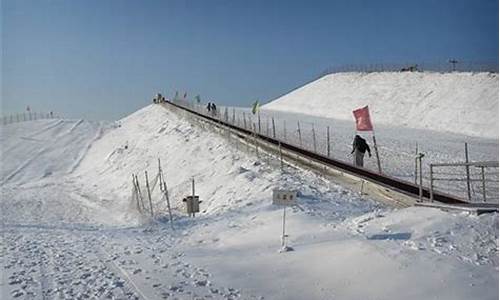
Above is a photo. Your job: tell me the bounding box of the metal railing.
[165,99,499,205]
[430,161,499,203]
[1,112,59,125]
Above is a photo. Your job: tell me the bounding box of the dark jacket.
[352,135,371,155]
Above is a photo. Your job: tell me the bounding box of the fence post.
[481,166,486,202]
[132,174,142,212]
[372,135,382,174]
[429,164,434,202]
[191,177,196,217]
[272,117,276,138]
[135,174,146,211]
[279,141,284,171]
[327,126,331,157]
[414,142,418,184]
[145,171,154,217]
[297,121,302,147]
[243,112,247,129]
[253,123,259,159]
[266,118,269,137]
[464,143,471,201]
[232,108,235,125]
[158,158,174,228]
[258,112,261,134]
[312,123,317,153]
[283,120,287,141]
[418,153,424,202]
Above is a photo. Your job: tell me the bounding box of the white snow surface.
[1,104,498,299]
[263,72,499,138]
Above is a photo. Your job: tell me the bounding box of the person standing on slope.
[211,103,217,116]
[351,135,371,167]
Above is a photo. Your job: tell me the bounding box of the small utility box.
[183,196,200,216]
[273,189,297,206]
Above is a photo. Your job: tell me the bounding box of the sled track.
[97,247,149,300]
[163,100,494,208]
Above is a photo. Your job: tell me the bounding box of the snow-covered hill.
[263,72,499,139]
[1,105,498,300]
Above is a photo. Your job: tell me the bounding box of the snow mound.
[263,72,499,138]
[0,119,104,185]
[75,104,379,224]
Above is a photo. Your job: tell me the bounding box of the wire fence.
[318,61,499,77]
[1,112,59,125]
[170,99,499,204]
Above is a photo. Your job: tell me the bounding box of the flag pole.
[372,129,382,174]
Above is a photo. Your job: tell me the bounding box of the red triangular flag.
[353,105,373,131]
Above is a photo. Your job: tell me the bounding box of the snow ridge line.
[68,124,105,174]
[26,119,65,138]
[1,147,48,185]
[67,119,84,134]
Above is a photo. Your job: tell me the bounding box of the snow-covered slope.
[263,72,499,138]
[1,105,498,300]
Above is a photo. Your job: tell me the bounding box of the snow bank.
[263,72,499,138]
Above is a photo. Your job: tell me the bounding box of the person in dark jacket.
[211,103,217,116]
[351,135,371,167]
[206,102,211,112]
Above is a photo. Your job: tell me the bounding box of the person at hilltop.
[351,135,371,167]
[211,103,217,115]
[206,102,212,112]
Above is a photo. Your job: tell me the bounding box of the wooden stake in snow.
[158,158,174,229]
[145,171,154,218]
[132,174,142,212]
[134,174,146,212]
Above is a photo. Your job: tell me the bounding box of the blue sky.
[2,0,498,120]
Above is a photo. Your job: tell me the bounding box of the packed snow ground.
[1,105,498,299]
[262,72,499,139]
